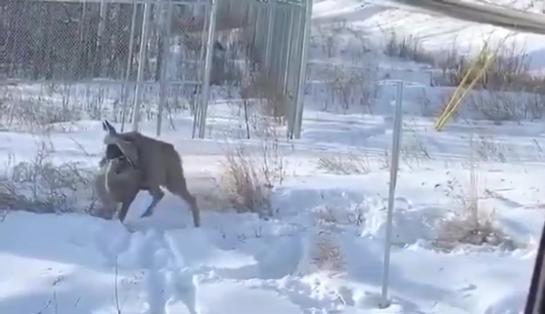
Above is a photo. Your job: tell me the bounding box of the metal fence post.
[264,0,275,72]
[291,0,312,139]
[197,0,217,139]
[283,8,294,94]
[286,7,302,138]
[379,80,404,309]
[192,1,211,139]
[131,1,151,132]
[120,0,138,132]
[157,0,172,136]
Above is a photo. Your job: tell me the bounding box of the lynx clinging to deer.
[96,120,200,227]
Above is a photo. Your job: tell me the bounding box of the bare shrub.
[433,41,545,93]
[317,153,370,175]
[469,90,545,123]
[468,90,522,123]
[0,87,82,132]
[436,39,462,83]
[316,24,336,58]
[384,32,435,65]
[401,123,432,167]
[380,150,390,170]
[435,153,516,250]
[0,140,97,214]
[243,72,288,123]
[486,41,534,90]
[416,89,439,117]
[524,93,545,120]
[344,28,373,63]
[534,139,545,161]
[324,65,376,113]
[221,146,270,216]
[221,125,285,216]
[475,134,509,162]
[434,211,516,250]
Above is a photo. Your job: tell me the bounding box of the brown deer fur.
[99,120,200,227]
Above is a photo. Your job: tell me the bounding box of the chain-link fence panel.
[0,0,212,133]
[193,0,312,139]
[1,0,312,138]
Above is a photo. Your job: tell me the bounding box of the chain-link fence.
[206,0,312,139]
[0,0,312,138]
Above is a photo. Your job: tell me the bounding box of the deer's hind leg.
[140,186,164,218]
[117,190,138,222]
[166,175,200,227]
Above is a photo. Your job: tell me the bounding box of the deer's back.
[130,134,182,189]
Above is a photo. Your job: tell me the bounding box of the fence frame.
[4,0,313,140]
[192,0,313,139]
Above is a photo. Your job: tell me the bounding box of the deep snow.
[1,0,545,313]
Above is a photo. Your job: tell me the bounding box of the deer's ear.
[103,120,117,135]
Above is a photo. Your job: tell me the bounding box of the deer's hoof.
[140,209,153,218]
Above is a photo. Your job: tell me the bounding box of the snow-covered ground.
[1,1,545,313]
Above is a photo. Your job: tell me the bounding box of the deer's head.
[102,120,139,168]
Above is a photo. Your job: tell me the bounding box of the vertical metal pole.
[120,0,138,132]
[252,4,261,59]
[283,8,294,94]
[131,1,151,132]
[96,0,107,74]
[469,125,478,224]
[277,8,288,88]
[192,2,211,139]
[292,0,312,139]
[271,7,281,85]
[197,0,217,139]
[379,81,404,309]
[286,8,302,138]
[264,1,275,71]
[157,0,172,136]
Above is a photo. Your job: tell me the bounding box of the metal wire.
[1,0,312,138]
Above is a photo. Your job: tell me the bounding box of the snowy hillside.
[1,0,545,314]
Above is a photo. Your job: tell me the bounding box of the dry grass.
[323,65,376,113]
[401,122,432,168]
[0,91,82,132]
[311,230,345,273]
[317,153,370,175]
[434,141,517,251]
[468,90,545,123]
[0,139,97,214]
[312,207,345,273]
[434,211,516,250]
[385,34,545,103]
[221,124,285,216]
[385,32,436,65]
[475,134,509,162]
[221,145,273,215]
[241,72,288,124]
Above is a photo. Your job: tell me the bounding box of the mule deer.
[101,120,200,227]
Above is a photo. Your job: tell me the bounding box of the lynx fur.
[94,156,141,221]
